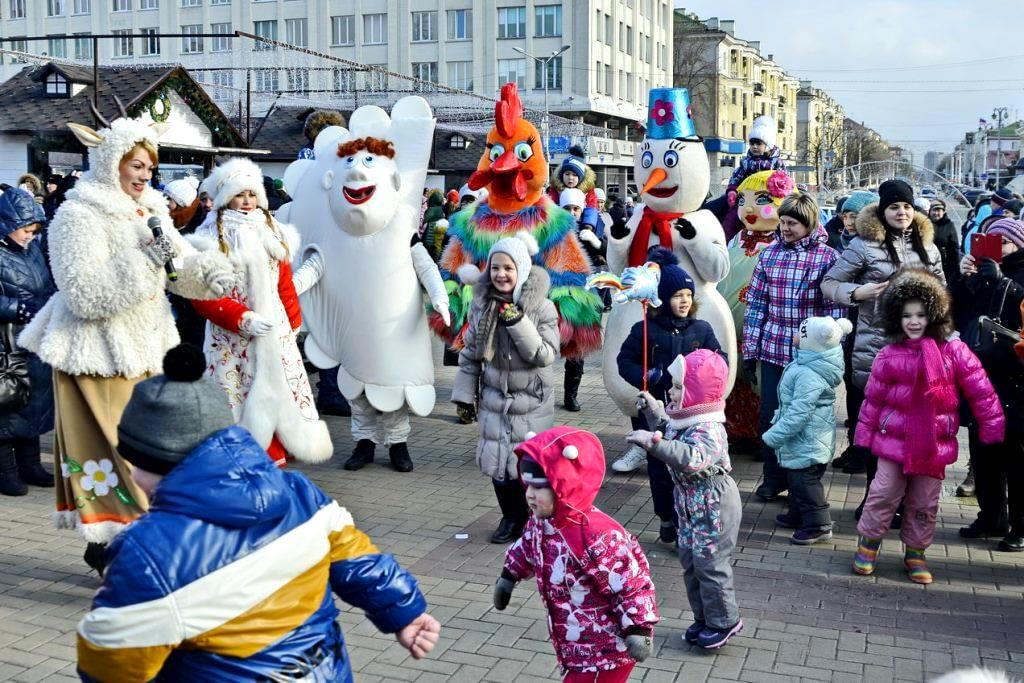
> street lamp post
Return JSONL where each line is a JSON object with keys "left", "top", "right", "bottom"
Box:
{"left": 513, "top": 44, "right": 571, "bottom": 163}
{"left": 993, "top": 106, "right": 1009, "bottom": 188}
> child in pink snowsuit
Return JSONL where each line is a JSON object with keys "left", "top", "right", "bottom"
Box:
{"left": 492, "top": 426, "right": 659, "bottom": 683}
{"left": 853, "top": 269, "right": 1004, "bottom": 584}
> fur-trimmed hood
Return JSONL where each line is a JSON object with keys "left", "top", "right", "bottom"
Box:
{"left": 549, "top": 164, "right": 597, "bottom": 194}
{"left": 856, "top": 202, "right": 934, "bottom": 245}
{"left": 473, "top": 262, "right": 552, "bottom": 313}
{"left": 881, "top": 268, "right": 953, "bottom": 340}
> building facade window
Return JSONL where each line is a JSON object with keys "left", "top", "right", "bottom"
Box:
{"left": 605, "top": 63, "right": 612, "bottom": 94}
{"left": 497, "top": 58, "right": 526, "bottom": 89}
{"left": 497, "top": 7, "right": 525, "bottom": 39}
{"left": 285, "top": 18, "right": 308, "bottom": 47}
{"left": 9, "top": 38, "right": 27, "bottom": 63}
{"left": 46, "top": 73, "right": 69, "bottom": 96}
{"left": 411, "top": 11, "right": 437, "bottom": 42}
{"left": 625, "top": 26, "right": 633, "bottom": 55}
{"left": 596, "top": 10, "right": 603, "bottom": 42}
{"left": 534, "top": 55, "right": 561, "bottom": 90}
{"left": 286, "top": 68, "right": 309, "bottom": 94}
{"left": 47, "top": 36, "right": 67, "bottom": 58}
{"left": 181, "top": 0, "right": 200, "bottom": 6}
{"left": 254, "top": 69, "right": 279, "bottom": 92}
{"left": 254, "top": 20, "right": 277, "bottom": 50}
{"left": 111, "top": 0, "right": 129, "bottom": 11}
{"left": 139, "top": 0, "right": 158, "bottom": 8}
{"left": 211, "top": 22, "right": 231, "bottom": 52}
{"left": 9, "top": 0, "right": 26, "bottom": 19}
{"left": 331, "top": 15, "right": 355, "bottom": 46}
{"left": 366, "top": 65, "right": 388, "bottom": 92}
{"left": 74, "top": 34, "right": 93, "bottom": 59}
{"left": 210, "top": 71, "right": 233, "bottom": 101}
{"left": 447, "top": 9, "right": 471, "bottom": 40}
{"left": 411, "top": 61, "right": 438, "bottom": 91}
{"left": 449, "top": 134, "right": 468, "bottom": 149}
{"left": 363, "top": 14, "right": 387, "bottom": 45}
{"left": 112, "top": 29, "right": 133, "bottom": 57}
{"left": 333, "top": 67, "right": 355, "bottom": 92}
{"left": 604, "top": 14, "right": 612, "bottom": 45}
{"left": 181, "top": 25, "right": 203, "bottom": 53}
{"left": 47, "top": 0, "right": 65, "bottom": 17}
{"left": 211, "top": 0, "right": 229, "bottom": 4}
{"left": 141, "top": 27, "right": 160, "bottom": 56}
{"left": 447, "top": 60, "right": 472, "bottom": 90}
{"left": 534, "top": 5, "right": 561, "bottom": 37}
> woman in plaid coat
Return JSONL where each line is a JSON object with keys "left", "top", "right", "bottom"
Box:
{"left": 742, "top": 193, "right": 844, "bottom": 501}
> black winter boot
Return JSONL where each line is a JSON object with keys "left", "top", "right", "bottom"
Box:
{"left": 956, "top": 459, "right": 976, "bottom": 497}
{"left": 0, "top": 445, "right": 26, "bottom": 496}
{"left": 563, "top": 359, "right": 584, "bottom": 412}
{"left": 388, "top": 443, "right": 414, "bottom": 473}
{"left": 83, "top": 542, "right": 107, "bottom": 577}
{"left": 490, "top": 480, "right": 528, "bottom": 544}
{"left": 344, "top": 439, "right": 376, "bottom": 471}
{"left": 14, "top": 438, "right": 54, "bottom": 488}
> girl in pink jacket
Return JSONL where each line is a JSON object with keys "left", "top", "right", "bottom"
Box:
{"left": 853, "top": 269, "right": 1004, "bottom": 584}
{"left": 492, "top": 426, "right": 659, "bottom": 682}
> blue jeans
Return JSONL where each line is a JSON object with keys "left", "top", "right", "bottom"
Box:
{"left": 758, "top": 361, "right": 788, "bottom": 494}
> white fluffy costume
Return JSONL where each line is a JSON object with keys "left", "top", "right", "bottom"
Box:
{"left": 604, "top": 88, "right": 736, "bottom": 417}
{"left": 189, "top": 157, "right": 332, "bottom": 467}
{"left": 278, "top": 97, "right": 448, "bottom": 460}
{"left": 19, "top": 115, "right": 235, "bottom": 543}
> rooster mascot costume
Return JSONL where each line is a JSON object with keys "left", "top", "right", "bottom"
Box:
{"left": 279, "top": 96, "right": 449, "bottom": 473}
{"left": 603, "top": 87, "right": 736, "bottom": 473}
{"left": 430, "top": 83, "right": 603, "bottom": 373}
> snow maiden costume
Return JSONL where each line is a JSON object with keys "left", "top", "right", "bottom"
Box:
{"left": 189, "top": 157, "right": 332, "bottom": 468}
{"left": 429, "top": 83, "right": 603, "bottom": 364}
{"left": 18, "top": 112, "right": 235, "bottom": 548}
{"left": 279, "top": 97, "right": 449, "bottom": 472}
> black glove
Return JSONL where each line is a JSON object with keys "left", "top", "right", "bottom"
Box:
{"left": 742, "top": 359, "right": 758, "bottom": 387}
{"left": 977, "top": 257, "right": 1002, "bottom": 283}
{"left": 674, "top": 217, "right": 697, "bottom": 240}
{"left": 493, "top": 575, "right": 516, "bottom": 610}
{"left": 497, "top": 303, "right": 523, "bottom": 326}
{"left": 15, "top": 300, "right": 38, "bottom": 324}
{"left": 609, "top": 204, "right": 629, "bottom": 239}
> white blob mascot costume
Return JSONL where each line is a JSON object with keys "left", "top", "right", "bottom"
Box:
{"left": 604, "top": 88, "right": 736, "bottom": 427}
{"left": 279, "top": 96, "right": 448, "bottom": 472}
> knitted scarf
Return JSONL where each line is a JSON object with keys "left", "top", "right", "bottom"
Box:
{"left": 903, "top": 337, "right": 956, "bottom": 477}
{"left": 629, "top": 206, "right": 681, "bottom": 267}
{"left": 477, "top": 288, "right": 513, "bottom": 363}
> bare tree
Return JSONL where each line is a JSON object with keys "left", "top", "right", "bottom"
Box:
{"left": 672, "top": 26, "right": 719, "bottom": 137}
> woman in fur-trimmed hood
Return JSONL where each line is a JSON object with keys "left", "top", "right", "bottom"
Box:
{"left": 189, "top": 157, "right": 332, "bottom": 469}
{"left": 17, "top": 113, "right": 235, "bottom": 558}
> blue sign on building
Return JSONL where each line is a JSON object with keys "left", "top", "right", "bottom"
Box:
{"left": 548, "top": 136, "right": 572, "bottom": 154}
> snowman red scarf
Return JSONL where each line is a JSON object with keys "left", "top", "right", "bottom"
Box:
{"left": 629, "top": 206, "right": 682, "bottom": 267}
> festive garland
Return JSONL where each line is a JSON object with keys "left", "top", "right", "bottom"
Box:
{"left": 128, "top": 73, "right": 244, "bottom": 147}
{"left": 148, "top": 90, "right": 171, "bottom": 122}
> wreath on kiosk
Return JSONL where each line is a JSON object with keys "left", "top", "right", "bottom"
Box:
{"left": 148, "top": 91, "right": 171, "bottom": 123}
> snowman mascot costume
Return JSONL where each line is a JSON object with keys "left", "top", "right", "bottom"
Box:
{"left": 280, "top": 96, "right": 449, "bottom": 473}
{"left": 604, "top": 87, "right": 736, "bottom": 472}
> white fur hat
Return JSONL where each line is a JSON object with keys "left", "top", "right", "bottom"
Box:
{"left": 799, "top": 316, "right": 854, "bottom": 353}
{"left": 208, "top": 157, "right": 268, "bottom": 210}
{"left": 594, "top": 188, "right": 606, "bottom": 201}
{"left": 559, "top": 188, "right": 586, "bottom": 209}
{"left": 163, "top": 176, "right": 199, "bottom": 207}
{"left": 749, "top": 115, "right": 777, "bottom": 148}
{"left": 458, "top": 184, "right": 478, "bottom": 201}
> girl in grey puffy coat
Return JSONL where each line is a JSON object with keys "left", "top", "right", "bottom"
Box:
{"left": 452, "top": 232, "right": 561, "bottom": 544}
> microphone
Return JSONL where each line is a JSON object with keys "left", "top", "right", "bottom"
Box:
{"left": 147, "top": 216, "right": 178, "bottom": 281}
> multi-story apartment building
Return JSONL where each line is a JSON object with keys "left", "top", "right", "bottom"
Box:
{"left": 795, "top": 81, "right": 844, "bottom": 189}
{"left": 0, "top": 0, "right": 674, "bottom": 188}
{"left": 673, "top": 10, "right": 798, "bottom": 189}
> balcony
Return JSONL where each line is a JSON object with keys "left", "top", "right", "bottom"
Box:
{"left": 778, "top": 95, "right": 787, "bottom": 105}
{"left": 753, "top": 83, "right": 765, "bottom": 95}
{"left": 778, "top": 121, "right": 786, "bottom": 132}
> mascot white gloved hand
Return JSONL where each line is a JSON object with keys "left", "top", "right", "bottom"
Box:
{"left": 279, "top": 96, "right": 443, "bottom": 419}
{"left": 603, "top": 87, "right": 737, "bottom": 417}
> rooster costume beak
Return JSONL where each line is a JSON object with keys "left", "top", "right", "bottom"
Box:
{"left": 469, "top": 149, "right": 530, "bottom": 201}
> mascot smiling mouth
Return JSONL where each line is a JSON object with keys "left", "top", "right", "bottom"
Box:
{"left": 343, "top": 185, "right": 376, "bottom": 204}
{"left": 646, "top": 185, "right": 678, "bottom": 199}
{"left": 744, "top": 215, "right": 758, "bottom": 224}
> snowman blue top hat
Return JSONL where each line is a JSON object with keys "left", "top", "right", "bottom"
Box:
{"left": 646, "top": 87, "right": 699, "bottom": 140}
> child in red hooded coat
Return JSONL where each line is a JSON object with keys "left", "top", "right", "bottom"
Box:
{"left": 492, "top": 427, "right": 659, "bottom": 682}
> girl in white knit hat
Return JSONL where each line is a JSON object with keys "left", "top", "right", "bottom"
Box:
{"left": 189, "top": 157, "right": 332, "bottom": 468}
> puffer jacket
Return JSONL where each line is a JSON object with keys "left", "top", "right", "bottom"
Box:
{"left": 77, "top": 426, "right": 428, "bottom": 683}
{"left": 821, "top": 204, "right": 944, "bottom": 388}
{"left": 504, "top": 427, "right": 658, "bottom": 674}
{"left": 0, "top": 189, "right": 56, "bottom": 439}
{"left": 452, "top": 267, "right": 560, "bottom": 480}
{"left": 762, "top": 345, "right": 845, "bottom": 469}
{"left": 854, "top": 338, "right": 1004, "bottom": 479}
{"left": 617, "top": 311, "right": 721, "bottom": 403}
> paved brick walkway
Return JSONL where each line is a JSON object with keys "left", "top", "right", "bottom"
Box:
{"left": 0, "top": 343, "right": 1021, "bottom": 682}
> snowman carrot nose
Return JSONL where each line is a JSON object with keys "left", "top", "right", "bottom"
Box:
{"left": 641, "top": 167, "right": 668, "bottom": 196}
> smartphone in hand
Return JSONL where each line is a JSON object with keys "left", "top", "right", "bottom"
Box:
{"left": 971, "top": 232, "right": 1003, "bottom": 263}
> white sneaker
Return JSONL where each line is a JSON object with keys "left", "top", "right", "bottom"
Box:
{"left": 611, "top": 444, "right": 647, "bottom": 473}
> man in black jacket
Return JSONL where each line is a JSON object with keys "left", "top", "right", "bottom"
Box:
{"left": 929, "top": 200, "right": 962, "bottom": 285}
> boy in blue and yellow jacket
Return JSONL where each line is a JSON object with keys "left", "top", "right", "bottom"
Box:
{"left": 76, "top": 345, "right": 440, "bottom": 683}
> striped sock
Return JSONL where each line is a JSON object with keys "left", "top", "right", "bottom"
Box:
{"left": 904, "top": 547, "right": 933, "bottom": 584}
{"left": 852, "top": 536, "right": 882, "bottom": 575}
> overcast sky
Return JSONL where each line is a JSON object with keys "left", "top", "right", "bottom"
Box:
{"left": 674, "top": 0, "right": 1024, "bottom": 165}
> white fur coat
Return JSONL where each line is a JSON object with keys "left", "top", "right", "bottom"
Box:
{"left": 19, "top": 178, "right": 230, "bottom": 378}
